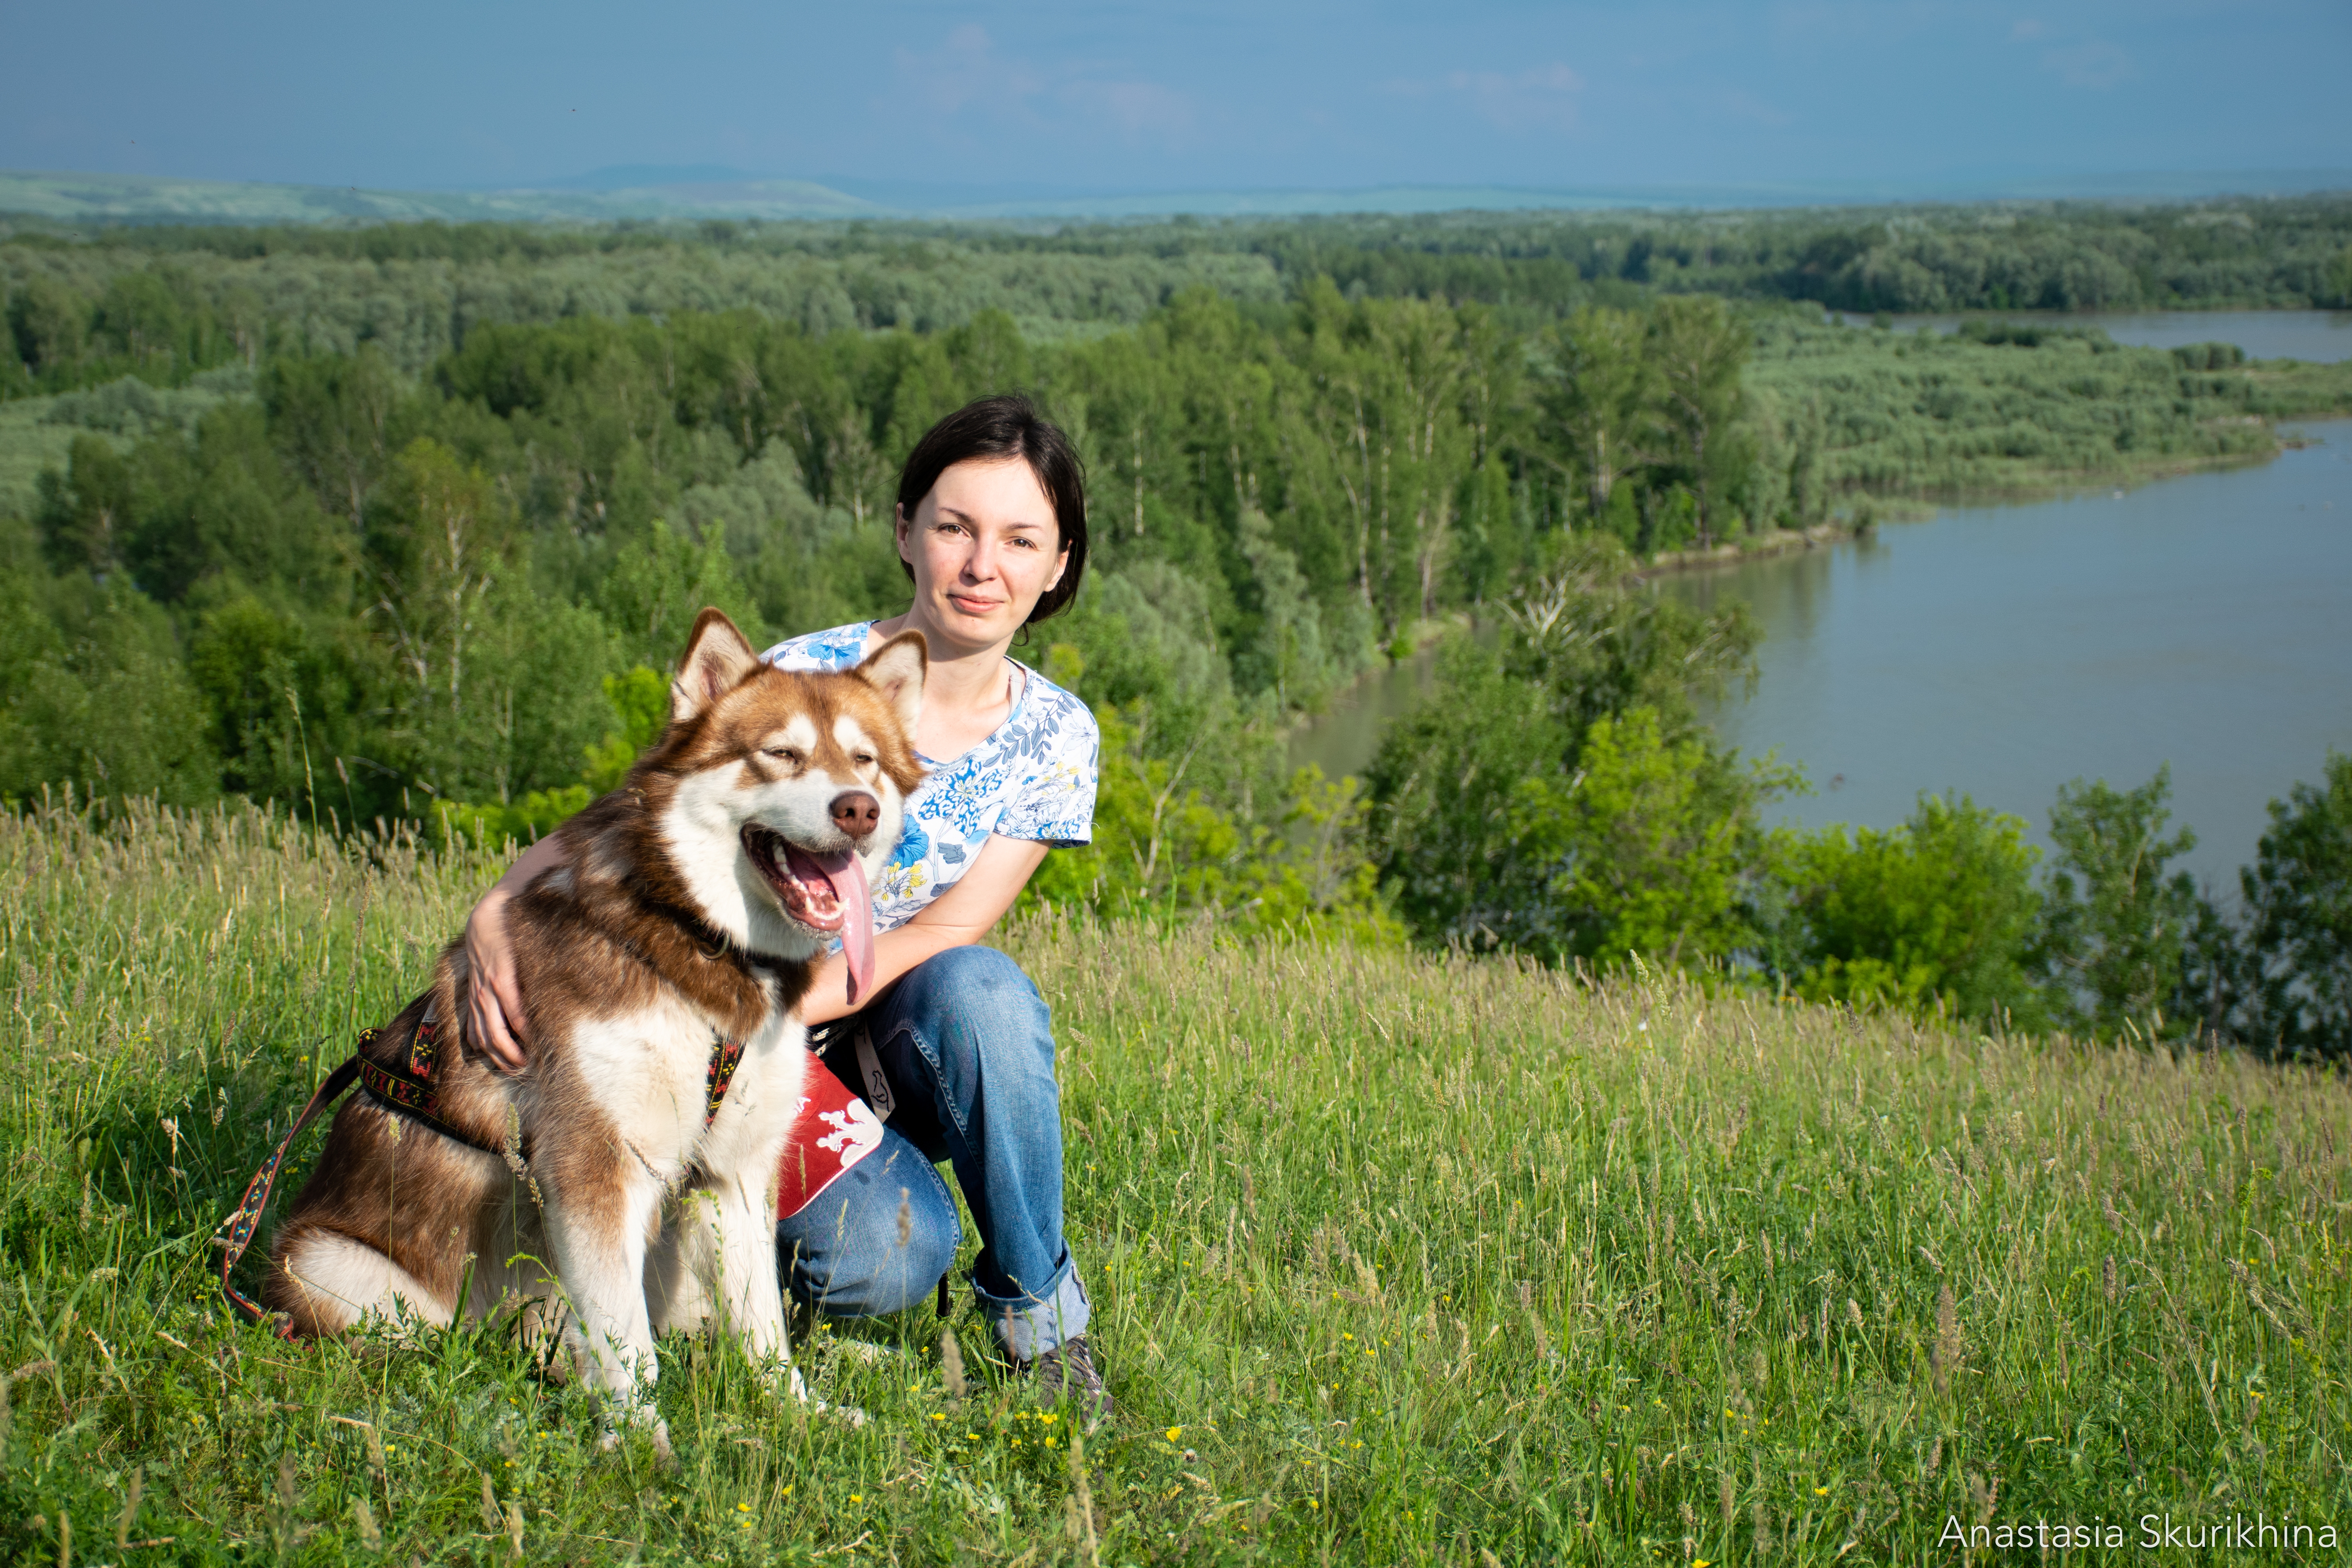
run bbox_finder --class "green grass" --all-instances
[2,798,2347,1564]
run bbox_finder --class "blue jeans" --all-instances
[775,945,1090,1358]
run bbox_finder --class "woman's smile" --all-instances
[895,456,1069,661]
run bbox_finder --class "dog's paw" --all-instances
[596,1413,678,1469]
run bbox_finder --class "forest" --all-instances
[4,198,2349,1057]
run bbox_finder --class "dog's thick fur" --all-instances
[264,609,923,1445]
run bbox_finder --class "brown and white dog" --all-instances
[263,609,923,1450]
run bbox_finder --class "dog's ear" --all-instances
[671,608,763,725]
[855,630,927,743]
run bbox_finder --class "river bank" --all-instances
[1632,421,2317,580]
[1636,520,1865,577]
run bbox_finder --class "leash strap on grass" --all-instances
[217,1054,363,1331]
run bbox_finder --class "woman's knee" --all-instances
[776,1166,961,1319]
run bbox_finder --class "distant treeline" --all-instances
[8,277,2350,822]
[6,196,2352,398]
[3,208,2350,1043]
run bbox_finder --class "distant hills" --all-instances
[0,168,883,225]
[3,164,2348,227]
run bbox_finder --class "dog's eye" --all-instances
[853,752,875,766]
[764,747,801,765]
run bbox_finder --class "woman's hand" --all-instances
[462,836,570,1072]
[798,835,1049,1025]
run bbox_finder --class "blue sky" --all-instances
[6,0,2346,198]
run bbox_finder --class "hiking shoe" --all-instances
[1015,1335,1113,1429]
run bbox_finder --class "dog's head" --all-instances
[641,608,925,998]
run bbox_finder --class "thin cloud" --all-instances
[2039,37,2133,89]
[887,26,1197,147]
[1062,79,1197,142]
[889,26,1045,121]
[1392,62,1585,134]
[2005,19,2133,90]
[1722,89,1793,129]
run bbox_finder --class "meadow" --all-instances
[2,797,2346,1564]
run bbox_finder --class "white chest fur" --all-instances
[564,999,806,1180]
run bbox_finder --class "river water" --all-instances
[1290,313,2352,890]
[1660,421,2352,889]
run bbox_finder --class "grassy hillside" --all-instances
[2,800,2346,1564]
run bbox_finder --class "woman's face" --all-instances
[895,457,1069,654]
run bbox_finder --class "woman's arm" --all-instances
[462,834,571,1073]
[464,832,1051,1051]
[798,834,1051,1025]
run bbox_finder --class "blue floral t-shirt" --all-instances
[760,623,1099,933]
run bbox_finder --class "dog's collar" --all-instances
[643,895,808,982]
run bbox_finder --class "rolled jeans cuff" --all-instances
[973,1258,1090,1360]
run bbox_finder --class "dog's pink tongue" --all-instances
[832,853,875,1006]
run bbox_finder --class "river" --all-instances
[1289,313,2352,890]
[1660,420,2352,889]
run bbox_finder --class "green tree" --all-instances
[1645,295,1750,548]
[1368,533,1759,954]
[1777,794,2046,1028]
[593,517,759,673]
[6,276,93,383]
[184,595,383,815]
[2321,246,2352,310]
[1500,532,1758,745]
[2032,767,2203,1038]
[1364,640,1571,949]
[1498,706,1791,967]
[2194,754,2352,1059]
[1532,306,1655,522]
[34,435,135,577]
[263,344,401,529]
[0,575,220,809]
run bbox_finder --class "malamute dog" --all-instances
[261,609,923,1451]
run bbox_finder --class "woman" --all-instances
[460,394,1108,1419]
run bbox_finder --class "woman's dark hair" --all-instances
[894,393,1088,625]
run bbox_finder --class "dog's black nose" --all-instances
[830,791,881,839]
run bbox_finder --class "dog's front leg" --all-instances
[704,1163,787,1362]
[541,1164,673,1461]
